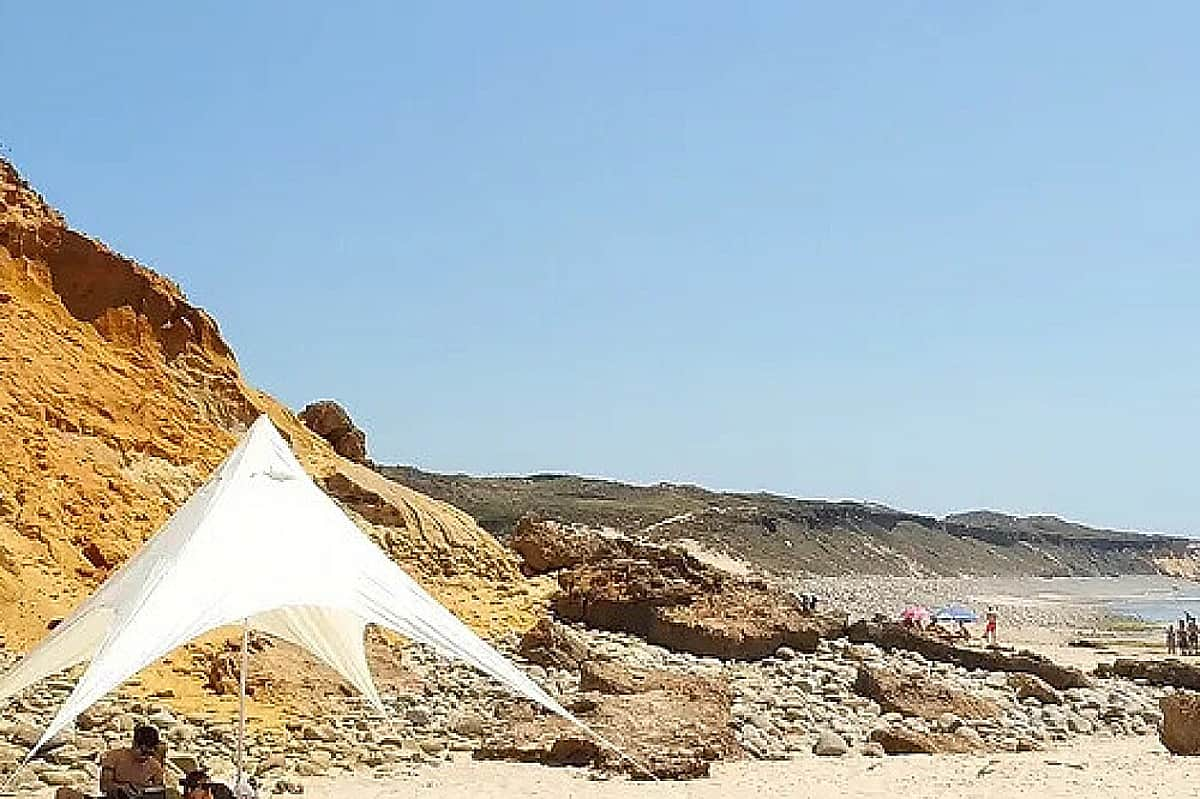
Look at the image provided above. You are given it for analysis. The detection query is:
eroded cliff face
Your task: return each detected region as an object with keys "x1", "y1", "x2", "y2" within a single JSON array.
[{"x1": 0, "y1": 158, "x2": 533, "y2": 655}]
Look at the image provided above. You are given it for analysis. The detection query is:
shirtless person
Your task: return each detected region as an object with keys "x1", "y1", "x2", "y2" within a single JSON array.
[
  {"x1": 99, "y1": 725, "x2": 165, "y2": 799},
  {"x1": 984, "y1": 607, "x2": 998, "y2": 646}
]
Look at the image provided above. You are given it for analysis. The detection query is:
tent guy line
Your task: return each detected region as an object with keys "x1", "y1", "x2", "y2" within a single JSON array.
[{"x1": 0, "y1": 415, "x2": 657, "y2": 783}]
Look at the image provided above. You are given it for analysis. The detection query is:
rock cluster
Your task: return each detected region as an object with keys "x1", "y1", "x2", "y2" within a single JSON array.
[
  {"x1": 1, "y1": 616, "x2": 1179, "y2": 792},
  {"x1": 725, "y1": 638, "x2": 1165, "y2": 759},
  {"x1": 515, "y1": 518, "x2": 846, "y2": 659},
  {"x1": 515, "y1": 617, "x2": 592, "y2": 672},
  {"x1": 0, "y1": 645, "x2": 513, "y2": 794},
  {"x1": 483, "y1": 619, "x2": 740, "y2": 779}
]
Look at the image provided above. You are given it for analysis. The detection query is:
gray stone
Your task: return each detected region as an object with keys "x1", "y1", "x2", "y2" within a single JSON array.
[
  {"x1": 813, "y1": 730, "x2": 849, "y2": 757},
  {"x1": 257, "y1": 753, "x2": 287, "y2": 773},
  {"x1": 9, "y1": 723, "x2": 42, "y2": 748},
  {"x1": 449, "y1": 712, "x2": 486, "y2": 737},
  {"x1": 955, "y1": 726, "x2": 985, "y2": 747},
  {"x1": 405, "y1": 707, "x2": 432, "y2": 726},
  {"x1": 937, "y1": 713, "x2": 963, "y2": 732},
  {"x1": 860, "y1": 741, "x2": 886, "y2": 757},
  {"x1": 418, "y1": 737, "x2": 447, "y2": 755}
]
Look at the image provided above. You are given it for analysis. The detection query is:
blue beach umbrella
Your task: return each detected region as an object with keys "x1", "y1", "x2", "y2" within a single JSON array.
[{"x1": 933, "y1": 604, "x2": 978, "y2": 623}]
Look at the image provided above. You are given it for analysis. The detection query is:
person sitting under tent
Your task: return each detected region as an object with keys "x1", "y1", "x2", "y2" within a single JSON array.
[
  {"x1": 180, "y1": 771, "x2": 237, "y2": 799},
  {"x1": 209, "y1": 783, "x2": 236, "y2": 799},
  {"x1": 99, "y1": 725, "x2": 165, "y2": 799},
  {"x1": 181, "y1": 771, "x2": 211, "y2": 799},
  {"x1": 52, "y1": 726, "x2": 165, "y2": 799}
]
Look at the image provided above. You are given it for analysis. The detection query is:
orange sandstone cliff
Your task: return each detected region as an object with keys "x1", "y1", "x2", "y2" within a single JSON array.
[{"x1": 0, "y1": 158, "x2": 535, "y2": 655}]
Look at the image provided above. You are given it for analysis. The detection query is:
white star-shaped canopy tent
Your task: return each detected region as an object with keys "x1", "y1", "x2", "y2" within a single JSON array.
[{"x1": 0, "y1": 415, "x2": 601, "y2": 774}]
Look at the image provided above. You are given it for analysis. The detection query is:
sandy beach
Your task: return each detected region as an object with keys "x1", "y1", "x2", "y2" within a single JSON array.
[{"x1": 299, "y1": 737, "x2": 1198, "y2": 799}]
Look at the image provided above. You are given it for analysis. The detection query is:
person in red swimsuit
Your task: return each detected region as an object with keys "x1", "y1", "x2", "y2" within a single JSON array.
[{"x1": 984, "y1": 607, "x2": 998, "y2": 645}]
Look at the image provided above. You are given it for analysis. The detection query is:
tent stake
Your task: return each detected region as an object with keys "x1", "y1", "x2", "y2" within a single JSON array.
[{"x1": 236, "y1": 620, "x2": 248, "y2": 792}]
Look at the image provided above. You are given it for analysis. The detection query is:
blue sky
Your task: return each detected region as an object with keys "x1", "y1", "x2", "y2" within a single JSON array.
[{"x1": 3, "y1": 3, "x2": 1197, "y2": 534}]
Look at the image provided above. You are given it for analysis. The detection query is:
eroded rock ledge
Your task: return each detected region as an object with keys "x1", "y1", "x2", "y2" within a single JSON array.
[
  {"x1": 846, "y1": 620, "x2": 1092, "y2": 690},
  {"x1": 512, "y1": 517, "x2": 846, "y2": 659}
]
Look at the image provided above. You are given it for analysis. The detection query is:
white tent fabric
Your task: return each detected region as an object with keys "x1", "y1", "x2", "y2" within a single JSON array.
[{"x1": 0, "y1": 415, "x2": 584, "y2": 762}]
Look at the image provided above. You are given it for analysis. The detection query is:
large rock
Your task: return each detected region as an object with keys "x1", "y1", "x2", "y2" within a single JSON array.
[
  {"x1": 813, "y1": 731, "x2": 849, "y2": 757},
  {"x1": 476, "y1": 668, "x2": 739, "y2": 779},
  {"x1": 578, "y1": 660, "x2": 718, "y2": 696},
  {"x1": 646, "y1": 586, "x2": 847, "y2": 659},
  {"x1": 299, "y1": 400, "x2": 368, "y2": 464},
  {"x1": 1007, "y1": 673, "x2": 1062, "y2": 705},
  {"x1": 847, "y1": 621, "x2": 1092, "y2": 690},
  {"x1": 509, "y1": 517, "x2": 636, "y2": 575},
  {"x1": 516, "y1": 617, "x2": 592, "y2": 672},
  {"x1": 474, "y1": 732, "x2": 600, "y2": 767},
  {"x1": 854, "y1": 666, "x2": 1000, "y2": 721},
  {"x1": 580, "y1": 660, "x2": 648, "y2": 695},
  {"x1": 1160, "y1": 692, "x2": 1200, "y2": 755},
  {"x1": 535, "y1": 520, "x2": 845, "y2": 659}
]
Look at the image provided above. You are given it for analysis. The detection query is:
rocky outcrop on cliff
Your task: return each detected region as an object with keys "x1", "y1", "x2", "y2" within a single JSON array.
[
  {"x1": 509, "y1": 517, "x2": 632, "y2": 574},
  {"x1": 0, "y1": 158, "x2": 532, "y2": 659},
  {"x1": 299, "y1": 400, "x2": 368, "y2": 464}
]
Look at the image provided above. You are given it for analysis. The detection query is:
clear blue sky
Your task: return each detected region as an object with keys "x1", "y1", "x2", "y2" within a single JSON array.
[{"x1": 3, "y1": 3, "x2": 1197, "y2": 535}]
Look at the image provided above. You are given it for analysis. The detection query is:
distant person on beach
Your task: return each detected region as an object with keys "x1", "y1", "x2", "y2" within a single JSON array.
[
  {"x1": 1189, "y1": 618, "x2": 1199, "y2": 656},
  {"x1": 1168, "y1": 625, "x2": 1177, "y2": 655},
  {"x1": 984, "y1": 607, "x2": 998, "y2": 646},
  {"x1": 1179, "y1": 619, "x2": 1189, "y2": 655}
]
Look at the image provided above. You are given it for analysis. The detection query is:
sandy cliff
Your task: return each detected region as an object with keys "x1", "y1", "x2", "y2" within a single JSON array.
[{"x1": 0, "y1": 158, "x2": 534, "y2": 660}]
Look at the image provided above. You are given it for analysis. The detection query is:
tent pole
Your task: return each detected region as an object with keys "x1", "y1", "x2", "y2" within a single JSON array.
[{"x1": 237, "y1": 620, "x2": 248, "y2": 790}]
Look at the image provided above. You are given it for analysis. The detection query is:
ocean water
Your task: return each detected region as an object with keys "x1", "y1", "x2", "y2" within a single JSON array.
[
  {"x1": 1033, "y1": 576, "x2": 1200, "y2": 624},
  {"x1": 1106, "y1": 596, "x2": 1200, "y2": 624}
]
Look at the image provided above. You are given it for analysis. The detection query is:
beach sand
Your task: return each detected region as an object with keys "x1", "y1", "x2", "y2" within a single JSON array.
[
  {"x1": 1001, "y1": 622, "x2": 1160, "y2": 671},
  {"x1": 300, "y1": 737, "x2": 1195, "y2": 799}
]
